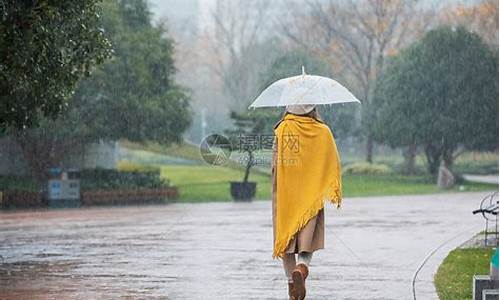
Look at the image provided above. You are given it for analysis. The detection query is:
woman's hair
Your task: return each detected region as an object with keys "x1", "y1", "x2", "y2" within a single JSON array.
[
  {"x1": 274, "y1": 107, "x2": 323, "y2": 129},
  {"x1": 304, "y1": 108, "x2": 323, "y2": 122}
]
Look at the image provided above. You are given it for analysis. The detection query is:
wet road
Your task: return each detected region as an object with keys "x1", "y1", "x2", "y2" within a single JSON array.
[{"x1": 0, "y1": 192, "x2": 490, "y2": 300}]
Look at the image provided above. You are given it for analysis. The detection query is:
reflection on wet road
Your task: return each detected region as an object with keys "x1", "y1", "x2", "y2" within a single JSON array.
[{"x1": 0, "y1": 192, "x2": 488, "y2": 299}]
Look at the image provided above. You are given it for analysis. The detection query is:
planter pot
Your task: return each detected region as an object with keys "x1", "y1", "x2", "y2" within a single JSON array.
[{"x1": 230, "y1": 181, "x2": 256, "y2": 201}]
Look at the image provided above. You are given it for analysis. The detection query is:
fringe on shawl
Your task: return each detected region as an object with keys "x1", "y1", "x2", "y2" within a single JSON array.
[{"x1": 272, "y1": 177, "x2": 342, "y2": 259}]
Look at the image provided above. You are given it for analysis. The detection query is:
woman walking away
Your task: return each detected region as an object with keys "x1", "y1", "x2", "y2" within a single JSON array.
[{"x1": 272, "y1": 104, "x2": 342, "y2": 300}]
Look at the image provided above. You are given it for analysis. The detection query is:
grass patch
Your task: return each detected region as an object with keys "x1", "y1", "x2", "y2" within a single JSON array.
[
  {"x1": 161, "y1": 165, "x2": 497, "y2": 202},
  {"x1": 435, "y1": 248, "x2": 494, "y2": 300},
  {"x1": 343, "y1": 162, "x2": 393, "y2": 175},
  {"x1": 344, "y1": 175, "x2": 496, "y2": 197},
  {"x1": 342, "y1": 151, "x2": 498, "y2": 176},
  {"x1": 120, "y1": 140, "x2": 203, "y2": 163},
  {"x1": 454, "y1": 152, "x2": 499, "y2": 175},
  {"x1": 120, "y1": 140, "x2": 273, "y2": 176},
  {"x1": 161, "y1": 165, "x2": 270, "y2": 202}
]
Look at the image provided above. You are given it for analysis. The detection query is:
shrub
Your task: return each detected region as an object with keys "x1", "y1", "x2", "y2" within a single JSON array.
[
  {"x1": 80, "y1": 167, "x2": 170, "y2": 190},
  {"x1": 117, "y1": 160, "x2": 161, "y2": 173},
  {"x1": 0, "y1": 175, "x2": 37, "y2": 192},
  {"x1": 342, "y1": 162, "x2": 393, "y2": 175}
]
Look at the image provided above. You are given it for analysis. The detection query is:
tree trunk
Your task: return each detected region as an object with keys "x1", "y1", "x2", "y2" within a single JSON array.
[
  {"x1": 437, "y1": 146, "x2": 456, "y2": 189},
  {"x1": 424, "y1": 143, "x2": 441, "y2": 176},
  {"x1": 403, "y1": 143, "x2": 417, "y2": 175},
  {"x1": 442, "y1": 148, "x2": 454, "y2": 171},
  {"x1": 15, "y1": 133, "x2": 53, "y2": 187},
  {"x1": 363, "y1": 81, "x2": 374, "y2": 163},
  {"x1": 365, "y1": 133, "x2": 374, "y2": 163},
  {"x1": 14, "y1": 130, "x2": 83, "y2": 189},
  {"x1": 243, "y1": 150, "x2": 254, "y2": 183}
]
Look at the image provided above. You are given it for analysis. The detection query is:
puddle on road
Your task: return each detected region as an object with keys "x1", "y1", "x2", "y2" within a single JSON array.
[
  {"x1": 0, "y1": 259, "x2": 173, "y2": 299},
  {"x1": 0, "y1": 260, "x2": 81, "y2": 299}
]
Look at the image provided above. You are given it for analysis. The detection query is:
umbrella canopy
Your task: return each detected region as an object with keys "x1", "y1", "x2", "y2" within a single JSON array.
[{"x1": 249, "y1": 67, "x2": 361, "y2": 108}]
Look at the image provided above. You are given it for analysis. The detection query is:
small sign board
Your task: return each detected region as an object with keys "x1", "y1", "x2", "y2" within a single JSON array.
[{"x1": 48, "y1": 179, "x2": 80, "y2": 200}]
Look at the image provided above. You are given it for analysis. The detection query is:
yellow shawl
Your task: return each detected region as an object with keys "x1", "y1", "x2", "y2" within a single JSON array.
[{"x1": 273, "y1": 114, "x2": 342, "y2": 259}]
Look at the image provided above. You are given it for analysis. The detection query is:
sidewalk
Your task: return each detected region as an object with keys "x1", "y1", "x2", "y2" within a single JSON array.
[{"x1": 0, "y1": 192, "x2": 491, "y2": 299}]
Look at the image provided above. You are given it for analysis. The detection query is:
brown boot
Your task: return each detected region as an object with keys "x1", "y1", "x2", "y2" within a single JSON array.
[
  {"x1": 288, "y1": 282, "x2": 296, "y2": 300},
  {"x1": 292, "y1": 263, "x2": 309, "y2": 300}
]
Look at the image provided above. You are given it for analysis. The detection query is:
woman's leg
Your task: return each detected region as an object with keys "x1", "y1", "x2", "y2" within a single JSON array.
[
  {"x1": 282, "y1": 253, "x2": 296, "y2": 282},
  {"x1": 293, "y1": 252, "x2": 312, "y2": 300},
  {"x1": 297, "y1": 251, "x2": 313, "y2": 266}
]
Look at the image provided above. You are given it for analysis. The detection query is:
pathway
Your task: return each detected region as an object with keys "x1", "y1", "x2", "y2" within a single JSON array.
[{"x1": 0, "y1": 192, "x2": 491, "y2": 299}]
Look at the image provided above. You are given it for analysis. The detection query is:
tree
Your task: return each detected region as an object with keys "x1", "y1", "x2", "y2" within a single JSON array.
[
  {"x1": 0, "y1": 0, "x2": 111, "y2": 130},
  {"x1": 373, "y1": 26, "x2": 498, "y2": 175},
  {"x1": 70, "y1": 0, "x2": 191, "y2": 145},
  {"x1": 280, "y1": 0, "x2": 430, "y2": 162},
  {"x1": 202, "y1": 0, "x2": 276, "y2": 111},
  {"x1": 440, "y1": 0, "x2": 498, "y2": 48},
  {"x1": 12, "y1": 0, "x2": 191, "y2": 185},
  {"x1": 372, "y1": 52, "x2": 423, "y2": 174},
  {"x1": 225, "y1": 111, "x2": 268, "y2": 184}
]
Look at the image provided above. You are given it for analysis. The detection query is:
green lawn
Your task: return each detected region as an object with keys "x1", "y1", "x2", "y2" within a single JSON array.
[
  {"x1": 161, "y1": 165, "x2": 270, "y2": 202},
  {"x1": 454, "y1": 151, "x2": 499, "y2": 175},
  {"x1": 121, "y1": 140, "x2": 498, "y2": 173},
  {"x1": 161, "y1": 165, "x2": 497, "y2": 202},
  {"x1": 120, "y1": 139, "x2": 203, "y2": 162},
  {"x1": 435, "y1": 248, "x2": 495, "y2": 300},
  {"x1": 341, "y1": 151, "x2": 498, "y2": 176},
  {"x1": 343, "y1": 174, "x2": 496, "y2": 197}
]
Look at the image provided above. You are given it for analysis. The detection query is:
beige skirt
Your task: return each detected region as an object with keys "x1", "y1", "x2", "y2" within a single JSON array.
[{"x1": 284, "y1": 208, "x2": 325, "y2": 254}]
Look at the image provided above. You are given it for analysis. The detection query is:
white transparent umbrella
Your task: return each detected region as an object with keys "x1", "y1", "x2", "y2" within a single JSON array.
[{"x1": 248, "y1": 66, "x2": 361, "y2": 109}]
